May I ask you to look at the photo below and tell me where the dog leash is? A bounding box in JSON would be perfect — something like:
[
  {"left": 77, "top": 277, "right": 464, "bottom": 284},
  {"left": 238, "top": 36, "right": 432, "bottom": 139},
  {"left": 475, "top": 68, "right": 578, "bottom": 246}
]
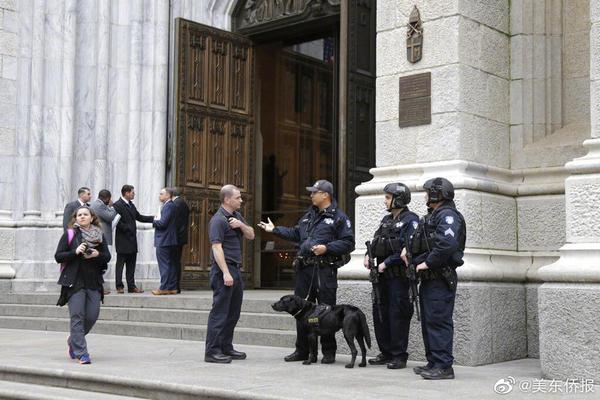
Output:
[{"left": 304, "top": 262, "right": 320, "bottom": 304}]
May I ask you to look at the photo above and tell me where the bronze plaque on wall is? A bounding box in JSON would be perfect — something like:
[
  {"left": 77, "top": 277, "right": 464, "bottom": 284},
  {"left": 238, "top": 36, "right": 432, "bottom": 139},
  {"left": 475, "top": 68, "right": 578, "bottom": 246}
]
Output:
[{"left": 398, "top": 72, "right": 431, "bottom": 127}]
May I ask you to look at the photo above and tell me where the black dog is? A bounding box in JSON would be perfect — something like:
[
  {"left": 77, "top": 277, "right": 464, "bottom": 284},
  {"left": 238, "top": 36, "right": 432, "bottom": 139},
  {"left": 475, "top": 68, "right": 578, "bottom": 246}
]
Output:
[{"left": 272, "top": 294, "right": 371, "bottom": 368}]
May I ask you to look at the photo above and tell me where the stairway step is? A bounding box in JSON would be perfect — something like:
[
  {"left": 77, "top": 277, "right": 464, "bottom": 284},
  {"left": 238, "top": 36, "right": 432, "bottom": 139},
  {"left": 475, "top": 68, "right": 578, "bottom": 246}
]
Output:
[
  {"left": 0, "top": 304, "right": 296, "bottom": 331},
  {"left": 0, "top": 380, "right": 143, "bottom": 400},
  {"left": 0, "top": 316, "right": 296, "bottom": 348},
  {"left": 0, "top": 292, "right": 285, "bottom": 313}
]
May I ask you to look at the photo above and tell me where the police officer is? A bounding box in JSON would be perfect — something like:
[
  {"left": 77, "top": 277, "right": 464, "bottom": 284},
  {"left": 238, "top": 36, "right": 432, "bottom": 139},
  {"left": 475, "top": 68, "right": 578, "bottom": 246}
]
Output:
[
  {"left": 258, "top": 180, "right": 355, "bottom": 364},
  {"left": 205, "top": 185, "right": 255, "bottom": 363},
  {"left": 402, "top": 177, "right": 466, "bottom": 380},
  {"left": 364, "top": 183, "right": 418, "bottom": 369}
]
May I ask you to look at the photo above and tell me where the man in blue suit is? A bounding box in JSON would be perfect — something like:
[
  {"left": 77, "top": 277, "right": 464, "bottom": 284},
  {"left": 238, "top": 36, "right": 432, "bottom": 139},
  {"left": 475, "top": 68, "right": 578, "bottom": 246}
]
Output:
[{"left": 152, "top": 187, "right": 179, "bottom": 295}]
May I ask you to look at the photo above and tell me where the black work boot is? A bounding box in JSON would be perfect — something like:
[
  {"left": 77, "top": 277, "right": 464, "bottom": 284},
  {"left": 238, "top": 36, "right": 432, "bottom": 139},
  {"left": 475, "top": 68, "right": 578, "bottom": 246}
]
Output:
[
  {"left": 421, "top": 366, "right": 455, "bottom": 380},
  {"left": 413, "top": 363, "right": 433, "bottom": 375},
  {"left": 368, "top": 353, "right": 392, "bottom": 365},
  {"left": 284, "top": 351, "right": 308, "bottom": 362},
  {"left": 321, "top": 354, "right": 336, "bottom": 364},
  {"left": 386, "top": 358, "right": 407, "bottom": 369}
]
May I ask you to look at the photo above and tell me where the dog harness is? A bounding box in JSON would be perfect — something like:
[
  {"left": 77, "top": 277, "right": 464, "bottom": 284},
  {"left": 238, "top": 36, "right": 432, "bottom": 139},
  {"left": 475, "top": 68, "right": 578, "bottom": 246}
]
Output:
[{"left": 307, "top": 304, "right": 332, "bottom": 328}]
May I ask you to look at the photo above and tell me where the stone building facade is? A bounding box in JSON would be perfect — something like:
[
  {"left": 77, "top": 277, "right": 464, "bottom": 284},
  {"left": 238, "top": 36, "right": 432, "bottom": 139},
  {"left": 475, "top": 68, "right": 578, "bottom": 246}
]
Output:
[{"left": 0, "top": 0, "right": 598, "bottom": 380}]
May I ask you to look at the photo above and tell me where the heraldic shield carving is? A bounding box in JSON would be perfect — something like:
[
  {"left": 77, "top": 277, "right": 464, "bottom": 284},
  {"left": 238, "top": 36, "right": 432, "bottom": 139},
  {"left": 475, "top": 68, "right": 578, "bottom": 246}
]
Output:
[{"left": 406, "top": 6, "right": 423, "bottom": 63}]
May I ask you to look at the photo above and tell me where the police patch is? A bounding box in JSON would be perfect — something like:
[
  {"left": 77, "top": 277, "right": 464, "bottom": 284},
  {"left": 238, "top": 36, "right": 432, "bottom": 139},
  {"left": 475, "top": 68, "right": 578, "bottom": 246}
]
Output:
[
  {"left": 412, "top": 221, "right": 418, "bottom": 229},
  {"left": 324, "top": 218, "right": 334, "bottom": 225},
  {"left": 445, "top": 216, "right": 454, "bottom": 225},
  {"left": 346, "top": 220, "right": 352, "bottom": 228},
  {"left": 444, "top": 228, "right": 455, "bottom": 237}
]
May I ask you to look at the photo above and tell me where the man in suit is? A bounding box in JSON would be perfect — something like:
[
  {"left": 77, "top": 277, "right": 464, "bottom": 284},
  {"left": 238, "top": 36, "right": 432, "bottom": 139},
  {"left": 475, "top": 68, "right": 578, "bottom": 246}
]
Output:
[
  {"left": 90, "top": 189, "right": 118, "bottom": 295},
  {"left": 90, "top": 189, "right": 117, "bottom": 246},
  {"left": 62, "top": 187, "right": 91, "bottom": 230},
  {"left": 151, "top": 188, "right": 179, "bottom": 295},
  {"left": 113, "top": 184, "right": 154, "bottom": 294},
  {"left": 172, "top": 188, "right": 190, "bottom": 293}
]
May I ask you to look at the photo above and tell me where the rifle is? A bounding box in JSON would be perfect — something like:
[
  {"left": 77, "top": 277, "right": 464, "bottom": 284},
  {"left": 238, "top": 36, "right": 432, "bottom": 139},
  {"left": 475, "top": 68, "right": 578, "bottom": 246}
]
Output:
[
  {"left": 365, "top": 241, "right": 384, "bottom": 323},
  {"left": 404, "top": 232, "right": 421, "bottom": 321}
]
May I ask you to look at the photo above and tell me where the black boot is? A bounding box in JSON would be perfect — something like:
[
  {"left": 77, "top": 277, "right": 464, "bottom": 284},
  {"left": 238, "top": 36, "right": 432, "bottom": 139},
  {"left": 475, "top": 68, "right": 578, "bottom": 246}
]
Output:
[
  {"left": 421, "top": 366, "right": 455, "bottom": 380},
  {"left": 284, "top": 351, "right": 309, "bottom": 362},
  {"left": 368, "top": 353, "right": 392, "bottom": 365},
  {"left": 204, "top": 353, "right": 232, "bottom": 364},
  {"left": 386, "top": 358, "right": 407, "bottom": 369},
  {"left": 321, "top": 354, "right": 336, "bottom": 364},
  {"left": 413, "top": 363, "right": 433, "bottom": 375}
]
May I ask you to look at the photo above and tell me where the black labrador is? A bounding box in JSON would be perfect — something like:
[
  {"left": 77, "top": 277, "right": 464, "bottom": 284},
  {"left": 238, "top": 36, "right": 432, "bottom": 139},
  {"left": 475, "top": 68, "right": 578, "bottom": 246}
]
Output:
[{"left": 271, "top": 294, "right": 371, "bottom": 368}]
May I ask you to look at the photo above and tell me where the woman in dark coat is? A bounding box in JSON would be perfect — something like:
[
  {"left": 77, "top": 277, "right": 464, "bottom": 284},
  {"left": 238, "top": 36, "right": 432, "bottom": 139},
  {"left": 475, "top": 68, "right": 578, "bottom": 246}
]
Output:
[{"left": 55, "top": 206, "right": 111, "bottom": 364}]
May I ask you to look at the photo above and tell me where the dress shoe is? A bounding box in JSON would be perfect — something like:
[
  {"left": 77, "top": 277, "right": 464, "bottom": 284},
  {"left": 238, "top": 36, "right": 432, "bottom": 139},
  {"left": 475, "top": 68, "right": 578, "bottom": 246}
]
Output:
[
  {"left": 128, "top": 288, "right": 144, "bottom": 294},
  {"left": 420, "top": 366, "right": 455, "bottom": 380},
  {"left": 152, "top": 289, "right": 169, "bottom": 295},
  {"left": 224, "top": 349, "right": 247, "bottom": 360},
  {"left": 321, "top": 354, "right": 336, "bottom": 364},
  {"left": 386, "top": 359, "right": 407, "bottom": 369},
  {"left": 103, "top": 289, "right": 111, "bottom": 295},
  {"left": 413, "top": 364, "right": 433, "bottom": 375},
  {"left": 368, "top": 353, "right": 392, "bottom": 365},
  {"left": 204, "top": 353, "right": 232, "bottom": 364},
  {"left": 168, "top": 290, "right": 178, "bottom": 295},
  {"left": 284, "top": 351, "right": 308, "bottom": 362},
  {"left": 116, "top": 288, "right": 124, "bottom": 294}
]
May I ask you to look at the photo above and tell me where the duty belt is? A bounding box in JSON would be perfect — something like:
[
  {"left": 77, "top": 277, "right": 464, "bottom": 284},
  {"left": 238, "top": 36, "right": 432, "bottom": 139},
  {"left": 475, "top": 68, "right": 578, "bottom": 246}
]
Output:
[{"left": 295, "top": 255, "right": 342, "bottom": 269}]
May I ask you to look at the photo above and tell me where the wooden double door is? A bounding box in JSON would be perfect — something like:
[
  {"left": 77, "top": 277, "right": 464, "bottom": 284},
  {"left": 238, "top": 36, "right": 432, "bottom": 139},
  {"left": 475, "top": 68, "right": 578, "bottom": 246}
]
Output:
[{"left": 173, "top": 0, "right": 375, "bottom": 289}]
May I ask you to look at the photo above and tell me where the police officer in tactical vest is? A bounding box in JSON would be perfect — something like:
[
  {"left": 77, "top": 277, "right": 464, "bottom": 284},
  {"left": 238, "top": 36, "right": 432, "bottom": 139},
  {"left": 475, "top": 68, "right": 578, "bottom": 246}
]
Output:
[
  {"left": 258, "top": 180, "right": 355, "bottom": 364},
  {"left": 401, "top": 177, "right": 466, "bottom": 380},
  {"left": 364, "top": 183, "right": 419, "bottom": 369}
]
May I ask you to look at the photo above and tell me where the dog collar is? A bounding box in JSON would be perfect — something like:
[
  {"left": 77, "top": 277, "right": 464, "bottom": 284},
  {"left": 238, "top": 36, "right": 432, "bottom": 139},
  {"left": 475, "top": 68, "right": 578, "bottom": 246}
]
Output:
[{"left": 293, "top": 304, "right": 308, "bottom": 318}]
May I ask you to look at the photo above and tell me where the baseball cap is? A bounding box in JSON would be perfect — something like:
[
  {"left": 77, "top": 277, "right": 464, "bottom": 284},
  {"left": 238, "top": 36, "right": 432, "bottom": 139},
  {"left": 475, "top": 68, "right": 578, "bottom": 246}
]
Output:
[{"left": 306, "top": 180, "right": 334, "bottom": 195}]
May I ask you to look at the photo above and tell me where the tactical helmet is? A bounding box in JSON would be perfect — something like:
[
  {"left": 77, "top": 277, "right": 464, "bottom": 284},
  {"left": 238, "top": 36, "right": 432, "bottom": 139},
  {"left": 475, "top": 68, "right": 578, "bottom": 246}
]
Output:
[
  {"left": 383, "top": 182, "right": 411, "bottom": 209},
  {"left": 423, "top": 177, "right": 454, "bottom": 204}
]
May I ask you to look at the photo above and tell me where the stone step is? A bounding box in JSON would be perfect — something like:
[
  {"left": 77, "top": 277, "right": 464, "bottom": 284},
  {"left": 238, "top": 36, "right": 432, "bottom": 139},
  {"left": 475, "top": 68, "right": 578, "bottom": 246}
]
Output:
[
  {"left": 0, "top": 304, "right": 296, "bottom": 331},
  {"left": 0, "top": 380, "right": 142, "bottom": 400},
  {"left": 0, "top": 316, "right": 296, "bottom": 348},
  {"left": 0, "top": 292, "right": 285, "bottom": 314}
]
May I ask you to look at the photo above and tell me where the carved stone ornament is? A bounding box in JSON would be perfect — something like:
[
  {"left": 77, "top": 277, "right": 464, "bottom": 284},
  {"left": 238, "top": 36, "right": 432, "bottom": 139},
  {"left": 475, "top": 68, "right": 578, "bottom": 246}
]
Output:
[
  {"left": 234, "top": 0, "right": 341, "bottom": 31},
  {"left": 406, "top": 6, "right": 423, "bottom": 63}
]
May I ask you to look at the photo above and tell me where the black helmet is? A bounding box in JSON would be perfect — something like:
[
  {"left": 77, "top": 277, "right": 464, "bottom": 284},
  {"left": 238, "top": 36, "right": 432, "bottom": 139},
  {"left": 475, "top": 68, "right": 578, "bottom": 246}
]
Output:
[
  {"left": 383, "top": 183, "right": 411, "bottom": 209},
  {"left": 423, "top": 177, "right": 454, "bottom": 205}
]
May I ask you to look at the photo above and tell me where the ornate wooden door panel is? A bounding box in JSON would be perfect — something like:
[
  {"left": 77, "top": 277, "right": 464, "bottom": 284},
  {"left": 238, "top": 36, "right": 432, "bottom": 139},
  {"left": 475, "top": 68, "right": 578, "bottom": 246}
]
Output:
[
  {"left": 345, "top": 0, "right": 376, "bottom": 223},
  {"left": 175, "top": 19, "right": 255, "bottom": 289}
]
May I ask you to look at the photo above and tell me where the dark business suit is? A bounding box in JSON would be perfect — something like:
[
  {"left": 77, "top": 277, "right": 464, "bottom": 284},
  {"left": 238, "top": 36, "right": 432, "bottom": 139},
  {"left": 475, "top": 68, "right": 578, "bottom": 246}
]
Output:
[
  {"left": 113, "top": 198, "right": 154, "bottom": 291},
  {"left": 63, "top": 200, "right": 89, "bottom": 230},
  {"left": 172, "top": 196, "right": 190, "bottom": 292},
  {"left": 153, "top": 200, "right": 179, "bottom": 291}
]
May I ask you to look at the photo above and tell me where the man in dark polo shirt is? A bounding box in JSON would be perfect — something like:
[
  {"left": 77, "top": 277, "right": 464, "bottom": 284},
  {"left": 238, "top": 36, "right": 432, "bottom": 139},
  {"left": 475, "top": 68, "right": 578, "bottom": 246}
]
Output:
[{"left": 204, "top": 184, "right": 255, "bottom": 364}]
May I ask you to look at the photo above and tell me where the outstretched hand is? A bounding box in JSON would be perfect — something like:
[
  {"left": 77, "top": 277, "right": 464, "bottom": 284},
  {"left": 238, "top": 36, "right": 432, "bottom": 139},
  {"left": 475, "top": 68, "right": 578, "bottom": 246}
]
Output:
[{"left": 257, "top": 217, "right": 275, "bottom": 232}]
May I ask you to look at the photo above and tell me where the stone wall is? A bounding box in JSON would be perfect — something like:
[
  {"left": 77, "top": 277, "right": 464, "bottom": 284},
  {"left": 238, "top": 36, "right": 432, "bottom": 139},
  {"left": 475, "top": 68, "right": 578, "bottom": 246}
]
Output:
[{"left": 0, "top": 0, "right": 17, "bottom": 279}]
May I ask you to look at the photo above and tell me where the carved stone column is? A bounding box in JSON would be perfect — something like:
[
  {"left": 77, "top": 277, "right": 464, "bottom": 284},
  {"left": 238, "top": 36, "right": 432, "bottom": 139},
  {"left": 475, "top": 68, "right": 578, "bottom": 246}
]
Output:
[{"left": 537, "top": 0, "right": 600, "bottom": 381}]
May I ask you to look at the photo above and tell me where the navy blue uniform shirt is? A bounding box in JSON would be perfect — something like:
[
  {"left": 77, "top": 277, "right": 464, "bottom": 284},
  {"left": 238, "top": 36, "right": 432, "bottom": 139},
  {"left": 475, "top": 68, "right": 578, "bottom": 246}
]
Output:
[
  {"left": 273, "top": 200, "right": 355, "bottom": 257},
  {"left": 413, "top": 201, "right": 466, "bottom": 269},
  {"left": 209, "top": 207, "right": 246, "bottom": 265}
]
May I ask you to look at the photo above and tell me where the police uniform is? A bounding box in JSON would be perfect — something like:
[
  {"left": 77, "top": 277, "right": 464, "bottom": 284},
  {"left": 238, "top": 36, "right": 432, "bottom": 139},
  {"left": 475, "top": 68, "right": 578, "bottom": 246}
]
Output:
[
  {"left": 272, "top": 181, "right": 355, "bottom": 362},
  {"left": 205, "top": 206, "right": 246, "bottom": 360},
  {"left": 411, "top": 178, "right": 466, "bottom": 380},
  {"left": 369, "top": 208, "right": 419, "bottom": 368}
]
